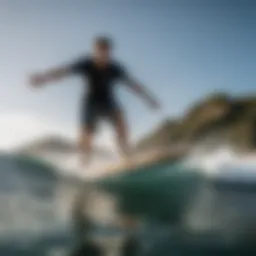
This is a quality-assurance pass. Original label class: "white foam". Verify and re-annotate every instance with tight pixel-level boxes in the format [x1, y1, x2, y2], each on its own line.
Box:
[185, 146, 256, 178]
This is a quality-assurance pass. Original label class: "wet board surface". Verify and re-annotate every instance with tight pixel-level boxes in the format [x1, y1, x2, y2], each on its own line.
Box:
[84, 147, 187, 181]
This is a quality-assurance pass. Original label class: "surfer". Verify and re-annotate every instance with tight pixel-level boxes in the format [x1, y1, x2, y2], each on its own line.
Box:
[29, 36, 160, 165]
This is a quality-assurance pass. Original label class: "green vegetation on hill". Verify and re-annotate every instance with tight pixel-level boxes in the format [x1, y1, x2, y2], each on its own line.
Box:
[137, 93, 256, 152]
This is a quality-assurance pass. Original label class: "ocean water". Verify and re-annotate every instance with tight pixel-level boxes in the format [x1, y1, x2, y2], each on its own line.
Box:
[0, 152, 255, 255]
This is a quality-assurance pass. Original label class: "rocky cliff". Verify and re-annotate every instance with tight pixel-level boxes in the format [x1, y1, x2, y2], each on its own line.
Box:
[137, 93, 256, 152]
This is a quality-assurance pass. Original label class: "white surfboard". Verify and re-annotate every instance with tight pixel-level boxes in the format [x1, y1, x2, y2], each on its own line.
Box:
[79, 146, 186, 181]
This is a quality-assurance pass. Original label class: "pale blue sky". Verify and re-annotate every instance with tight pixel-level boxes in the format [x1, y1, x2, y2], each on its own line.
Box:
[0, 0, 255, 148]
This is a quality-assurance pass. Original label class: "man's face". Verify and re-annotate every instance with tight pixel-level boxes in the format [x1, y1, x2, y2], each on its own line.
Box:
[93, 43, 111, 63]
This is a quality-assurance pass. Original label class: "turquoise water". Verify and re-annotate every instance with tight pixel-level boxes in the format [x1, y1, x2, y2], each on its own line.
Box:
[96, 161, 202, 223]
[0, 154, 255, 255]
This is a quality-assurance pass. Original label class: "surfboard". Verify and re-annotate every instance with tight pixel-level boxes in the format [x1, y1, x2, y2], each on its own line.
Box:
[73, 145, 200, 228]
[85, 146, 187, 181]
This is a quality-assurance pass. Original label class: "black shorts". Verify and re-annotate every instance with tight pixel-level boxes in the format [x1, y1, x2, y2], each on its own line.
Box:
[81, 97, 121, 132]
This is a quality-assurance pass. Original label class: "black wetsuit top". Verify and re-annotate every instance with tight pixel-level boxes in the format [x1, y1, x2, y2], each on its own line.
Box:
[70, 57, 128, 130]
[70, 57, 127, 101]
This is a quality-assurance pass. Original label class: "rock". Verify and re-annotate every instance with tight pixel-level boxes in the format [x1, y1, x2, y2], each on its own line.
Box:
[136, 93, 256, 153]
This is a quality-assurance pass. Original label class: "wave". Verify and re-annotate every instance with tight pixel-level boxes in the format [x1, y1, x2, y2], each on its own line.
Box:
[184, 146, 256, 180]
[0, 154, 70, 238]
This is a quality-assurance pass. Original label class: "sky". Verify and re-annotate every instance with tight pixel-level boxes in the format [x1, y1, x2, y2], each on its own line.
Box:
[0, 0, 255, 150]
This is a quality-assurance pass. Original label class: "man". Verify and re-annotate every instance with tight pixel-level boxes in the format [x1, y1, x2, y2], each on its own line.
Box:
[29, 36, 160, 166]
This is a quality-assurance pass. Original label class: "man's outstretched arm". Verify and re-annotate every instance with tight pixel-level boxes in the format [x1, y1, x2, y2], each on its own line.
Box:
[28, 58, 86, 87]
[124, 77, 161, 110]
[29, 66, 71, 87]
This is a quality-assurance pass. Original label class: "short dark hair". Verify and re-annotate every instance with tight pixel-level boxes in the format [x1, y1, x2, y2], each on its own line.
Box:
[94, 36, 113, 49]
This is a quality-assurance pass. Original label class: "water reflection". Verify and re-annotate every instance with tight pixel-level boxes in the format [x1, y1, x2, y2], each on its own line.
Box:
[0, 155, 255, 255]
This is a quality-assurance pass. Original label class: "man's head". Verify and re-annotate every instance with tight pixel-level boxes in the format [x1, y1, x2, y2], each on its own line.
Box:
[93, 36, 113, 64]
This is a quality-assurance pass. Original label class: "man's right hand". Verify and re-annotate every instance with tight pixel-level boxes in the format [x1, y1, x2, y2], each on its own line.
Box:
[29, 73, 47, 88]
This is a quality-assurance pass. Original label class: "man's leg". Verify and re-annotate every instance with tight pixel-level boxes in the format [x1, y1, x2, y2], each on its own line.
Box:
[79, 99, 97, 167]
[79, 127, 93, 166]
[112, 110, 131, 159]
